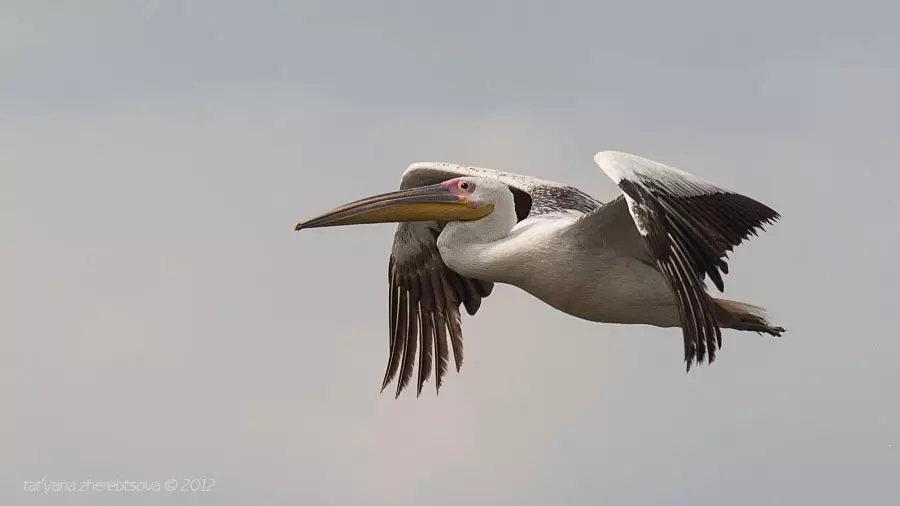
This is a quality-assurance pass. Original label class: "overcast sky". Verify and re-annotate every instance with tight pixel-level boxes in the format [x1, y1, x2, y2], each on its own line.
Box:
[3, 1, 899, 505]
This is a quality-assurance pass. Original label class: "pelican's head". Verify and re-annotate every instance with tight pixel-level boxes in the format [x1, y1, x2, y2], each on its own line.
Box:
[294, 176, 510, 231]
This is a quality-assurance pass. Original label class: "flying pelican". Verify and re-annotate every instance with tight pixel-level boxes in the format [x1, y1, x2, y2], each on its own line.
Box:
[294, 150, 785, 397]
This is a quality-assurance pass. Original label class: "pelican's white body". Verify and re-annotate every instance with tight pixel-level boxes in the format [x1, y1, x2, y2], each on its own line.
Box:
[439, 210, 681, 327]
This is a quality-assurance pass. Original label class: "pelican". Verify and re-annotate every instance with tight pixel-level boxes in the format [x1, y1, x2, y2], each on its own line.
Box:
[294, 150, 785, 397]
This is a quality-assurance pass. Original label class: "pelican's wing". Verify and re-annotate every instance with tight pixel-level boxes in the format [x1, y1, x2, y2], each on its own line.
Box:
[384, 162, 600, 397]
[587, 150, 781, 370]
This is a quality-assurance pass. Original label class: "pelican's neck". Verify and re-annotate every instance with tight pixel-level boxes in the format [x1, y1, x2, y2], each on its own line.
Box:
[435, 206, 521, 281]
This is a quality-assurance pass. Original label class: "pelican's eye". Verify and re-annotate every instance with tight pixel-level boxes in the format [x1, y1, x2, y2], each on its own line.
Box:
[458, 180, 475, 192]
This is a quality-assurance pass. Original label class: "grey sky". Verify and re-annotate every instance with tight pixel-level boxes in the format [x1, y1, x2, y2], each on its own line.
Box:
[2, 1, 899, 505]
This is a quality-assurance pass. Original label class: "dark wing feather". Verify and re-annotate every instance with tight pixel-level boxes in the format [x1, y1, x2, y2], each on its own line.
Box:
[382, 162, 601, 397]
[593, 151, 780, 370]
[384, 223, 489, 397]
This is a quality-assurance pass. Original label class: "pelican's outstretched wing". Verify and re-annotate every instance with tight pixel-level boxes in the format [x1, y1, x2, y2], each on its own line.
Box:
[588, 150, 781, 370]
[384, 163, 600, 397]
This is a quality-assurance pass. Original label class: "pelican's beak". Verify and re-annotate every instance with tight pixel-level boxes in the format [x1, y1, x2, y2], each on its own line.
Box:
[294, 183, 493, 231]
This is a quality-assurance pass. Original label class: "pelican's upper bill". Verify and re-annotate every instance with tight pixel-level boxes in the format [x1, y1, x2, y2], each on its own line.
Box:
[294, 182, 494, 230]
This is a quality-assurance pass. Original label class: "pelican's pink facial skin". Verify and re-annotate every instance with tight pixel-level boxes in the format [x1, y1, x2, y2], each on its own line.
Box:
[442, 178, 477, 195]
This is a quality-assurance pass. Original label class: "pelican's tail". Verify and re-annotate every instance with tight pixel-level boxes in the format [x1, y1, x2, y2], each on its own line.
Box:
[714, 298, 785, 337]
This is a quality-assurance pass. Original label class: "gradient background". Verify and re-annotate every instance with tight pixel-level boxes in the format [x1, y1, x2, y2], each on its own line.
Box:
[3, 1, 899, 505]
